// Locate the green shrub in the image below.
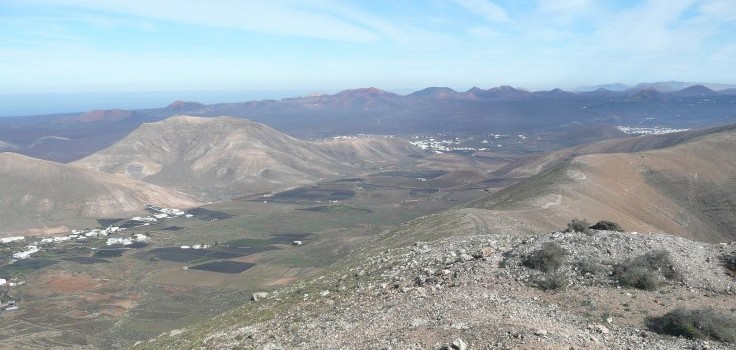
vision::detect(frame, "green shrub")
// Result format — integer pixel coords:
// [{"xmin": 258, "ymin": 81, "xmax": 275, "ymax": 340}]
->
[
  {"xmin": 536, "ymin": 272, "xmax": 568, "ymax": 290},
  {"xmin": 577, "ymin": 259, "xmax": 605, "ymax": 276},
  {"xmin": 613, "ymin": 250, "xmax": 679, "ymax": 290},
  {"xmin": 721, "ymin": 252, "xmax": 736, "ymax": 277},
  {"xmin": 524, "ymin": 242, "xmax": 569, "ymax": 272},
  {"xmin": 647, "ymin": 308, "xmax": 736, "ymax": 343},
  {"xmin": 589, "ymin": 220, "xmax": 624, "ymax": 232},
  {"xmin": 564, "ymin": 219, "xmax": 591, "ymax": 234}
]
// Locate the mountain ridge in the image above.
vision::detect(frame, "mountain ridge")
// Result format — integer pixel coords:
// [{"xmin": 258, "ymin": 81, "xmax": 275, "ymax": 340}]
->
[{"xmin": 73, "ymin": 115, "xmax": 421, "ymax": 199}]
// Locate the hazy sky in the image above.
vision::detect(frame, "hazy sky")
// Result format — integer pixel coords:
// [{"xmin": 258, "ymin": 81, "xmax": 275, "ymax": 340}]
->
[{"xmin": 2, "ymin": 0, "xmax": 736, "ymax": 93}]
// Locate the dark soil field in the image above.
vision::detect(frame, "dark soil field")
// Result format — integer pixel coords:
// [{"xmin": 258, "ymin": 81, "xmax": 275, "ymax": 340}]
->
[
  {"xmin": 0, "ymin": 259, "xmax": 59, "ymax": 278},
  {"xmin": 186, "ymin": 208, "xmax": 235, "ymax": 220},
  {"xmin": 62, "ymin": 257, "xmax": 110, "ymax": 264},
  {"xmin": 189, "ymin": 261, "xmax": 256, "ymax": 274}
]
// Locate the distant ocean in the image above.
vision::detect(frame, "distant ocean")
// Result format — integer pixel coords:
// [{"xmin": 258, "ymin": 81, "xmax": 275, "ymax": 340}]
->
[{"xmin": 0, "ymin": 89, "xmax": 320, "ymax": 117}]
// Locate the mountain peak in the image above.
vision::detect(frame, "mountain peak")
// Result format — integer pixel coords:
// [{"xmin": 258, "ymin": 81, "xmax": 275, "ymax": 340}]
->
[
  {"xmin": 166, "ymin": 100, "xmax": 205, "ymax": 110},
  {"xmin": 75, "ymin": 109, "xmax": 133, "ymax": 122},
  {"xmin": 335, "ymin": 87, "xmax": 394, "ymax": 97},
  {"xmin": 673, "ymin": 84, "xmax": 716, "ymax": 96},
  {"xmin": 489, "ymin": 85, "xmax": 519, "ymax": 92},
  {"xmin": 407, "ymin": 87, "xmax": 459, "ymax": 98},
  {"xmin": 626, "ymin": 87, "xmax": 664, "ymax": 101}
]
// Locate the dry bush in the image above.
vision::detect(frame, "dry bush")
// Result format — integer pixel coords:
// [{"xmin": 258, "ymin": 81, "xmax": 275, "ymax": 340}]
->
[{"xmin": 647, "ymin": 308, "xmax": 736, "ymax": 343}]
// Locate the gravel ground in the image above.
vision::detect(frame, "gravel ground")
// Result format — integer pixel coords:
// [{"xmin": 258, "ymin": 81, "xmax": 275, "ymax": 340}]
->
[{"xmin": 138, "ymin": 230, "xmax": 736, "ymax": 350}]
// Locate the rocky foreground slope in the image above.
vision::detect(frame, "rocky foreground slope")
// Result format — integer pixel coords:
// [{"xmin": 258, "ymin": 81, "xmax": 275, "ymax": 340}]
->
[{"xmin": 136, "ymin": 227, "xmax": 736, "ymax": 349}]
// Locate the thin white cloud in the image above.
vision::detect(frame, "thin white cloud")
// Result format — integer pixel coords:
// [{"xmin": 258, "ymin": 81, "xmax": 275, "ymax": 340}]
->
[
  {"xmin": 536, "ymin": 0, "xmax": 591, "ymax": 14},
  {"xmin": 698, "ymin": 0, "xmax": 736, "ymax": 22},
  {"xmin": 455, "ymin": 0, "xmax": 510, "ymax": 23},
  {"xmin": 534, "ymin": 0, "xmax": 596, "ymax": 24},
  {"xmin": 17, "ymin": 0, "xmax": 382, "ymax": 43},
  {"xmin": 468, "ymin": 26, "xmax": 500, "ymax": 38},
  {"xmin": 591, "ymin": 0, "xmax": 706, "ymax": 52},
  {"xmin": 297, "ymin": 0, "xmax": 443, "ymax": 44}
]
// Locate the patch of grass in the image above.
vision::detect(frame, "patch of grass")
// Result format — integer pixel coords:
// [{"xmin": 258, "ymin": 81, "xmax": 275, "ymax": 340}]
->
[
  {"xmin": 647, "ymin": 308, "xmax": 736, "ymax": 343},
  {"xmin": 564, "ymin": 218, "xmax": 591, "ymax": 234},
  {"xmin": 589, "ymin": 220, "xmax": 625, "ymax": 232},
  {"xmin": 224, "ymin": 238, "xmax": 273, "ymax": 247},
  {"xmin": 523, "ymin": 242, "xmax": 569, "ymax": 272},
  {"xmin": 613, "ymin": 250, "xmax": 679, "ymax": 290},
  {"xmin": 299, "ymin": 205, "xmax": 372, "ymax": 214}
]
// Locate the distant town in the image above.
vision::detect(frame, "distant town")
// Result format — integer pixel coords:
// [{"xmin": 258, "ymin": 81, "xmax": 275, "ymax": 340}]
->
[
  {"xmin": 0, "ymin": 204, "xmax": 194, "ymax": 314},
  {"xmin": 616, "ymin": 126, "xmax": 690, "ymax": 135}
]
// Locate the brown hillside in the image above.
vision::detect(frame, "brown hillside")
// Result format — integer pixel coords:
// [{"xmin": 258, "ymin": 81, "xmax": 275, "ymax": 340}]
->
[
  {"xmin": 0, "ymin": 153, "xmax": 199, "ymax": 235},
  {"xmin": 73, "ymin": 116, "xmax": 420, "ymax": 199},
  {"xmin": 471, "ymin": 124, "xmax": 736, "ymax": 242}
]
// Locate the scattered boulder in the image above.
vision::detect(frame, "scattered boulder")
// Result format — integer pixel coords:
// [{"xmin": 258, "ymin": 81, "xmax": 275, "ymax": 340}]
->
[
  {"xmin": 589, "ymin": 324, "xmax": 610, "ymax": 335},
  {"xmin": 251, "ymin": 292, "xmax": 269, "ymax": 302},
  {"xmin": 450, "ymin": 338, "xmax": 467, "ymax": 350},
  {"xmin": 473, "ymin": 247, "xmax": 494, "ymax": 259}
]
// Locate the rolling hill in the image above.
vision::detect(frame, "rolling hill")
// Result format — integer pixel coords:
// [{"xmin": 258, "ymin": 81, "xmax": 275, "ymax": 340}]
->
[
  {"xmin": 469, "ymin": 124, "xmax": 736, "ymax": 242},
  {"xmin": 73, "ymin": 115, "xmax": 421, "ymax": 199},
  {"xmin": 0, "ymin": 152, "xmax": 199, "ymax": 235}
]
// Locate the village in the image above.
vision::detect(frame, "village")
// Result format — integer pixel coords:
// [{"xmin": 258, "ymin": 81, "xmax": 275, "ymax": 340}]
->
[
  {"xmin": 409, "ymin": 133, "xmax": 528, "ymax": 153},
  {"xmin": 0, "ymin": 204, "xmax": 193, "ymax": 314},
  {"xmin": 616, "ymin": 125, "xmax": 690, "ymax": 135}
]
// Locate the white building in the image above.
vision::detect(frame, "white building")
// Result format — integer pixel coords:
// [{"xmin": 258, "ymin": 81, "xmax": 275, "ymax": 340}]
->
[
  {"xmin": 12, "ymin": 246, "xmax": 39, "ymax": 260},
  {"xmin": 0, "ymin": 278, "xmax": 6, "ymax": 286},
  {"xmin": 0, "ymin": 237, "xmax": 25, "ymax": 244},
  {"xmin": 106, "ymin": 237, "xmax": 133, "ymax": 246}
]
